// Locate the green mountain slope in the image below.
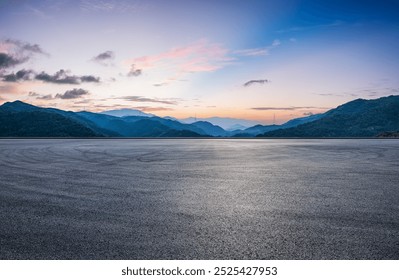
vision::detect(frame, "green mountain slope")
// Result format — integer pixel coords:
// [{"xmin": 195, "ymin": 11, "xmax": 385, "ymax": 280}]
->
[
  {"xmin": 0, "ymin": 101, "xmax": 210, "ymax": 137},
  {"xmin": 259, "ymin": 96, "xmax": 399, "ymax": 137},
  {"xmin": 0, "ymin": 109, "xmax": 103, "ymax": 137}
]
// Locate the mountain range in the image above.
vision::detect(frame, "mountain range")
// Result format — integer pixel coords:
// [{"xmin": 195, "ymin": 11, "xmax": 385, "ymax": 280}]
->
[
  {"xmin": 101, "ymin": 108, "xmax": 155, "ymax": 118},
  {"xmin": 0, "ymin": 95, "xmax": 398, "ymax": 137},
  {"xmin": 179, "ymin": 117, "xmax": 259, "ymax": 131},
  {"xmin": 258, "ymin": 95, "xmax": 399, "ymax": 137}
]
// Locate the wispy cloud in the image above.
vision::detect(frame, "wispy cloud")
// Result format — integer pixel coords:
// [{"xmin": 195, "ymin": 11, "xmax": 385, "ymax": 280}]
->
[
  {"xmin": 126, "ymin": 39, "xmax": 283, "ymax": 85},
  {"xmin": 134, "ymin": 106, "xmax": 174, "ymax": 112},
  {"xmin": 276, "ymin": 20, "xmax": 344, "ymax": 33},
  {"xmin": 28, "ymin": 91, "xmax": 39, "ymax": 97},
  {"xmin": 91, "ymin": 50, "xmax": 114, "ymax": 66},
  {"xmin": 243, "ymin": 79, "xmax": 270, "ymax": 87},
  {"xmin": 36, "ymin": 94, "xmax": 54, "ymax": 100},
  {"xmin": 314, "ymin": 85, "xmax": 399, "ymax": 99},
  {"xmin": 313, "ymin": 93, "xmax": 346, "ymax": 97},
  {"xmin": 128, "ymin": 39, "xmax": 232, "ymax": 75},
  {"xmin": 234, "ymin": 40, "xmax": 281, "ymax": 57},
  {"xmin": 0, "ymin": 39, "xmax": 46, "ymax": 55},
  {"xmin": 153, "ymin": 82, "xmax": 168, "ymax": 87},
  {"xmin": 28, "ymin": 91, "xmax": 55, "ymax": 101},
  {"xmin": 0, "ymin": 39, "xmax": 47, "ymax": 70},
  {"xmin": 118, "ymin": 95, "xmax": 177, "ymax": 105},
  {"xmin": 127, "ymin": 64, "xmax": 142, "ymax": 77},
  {"xmin": 0, "ymin": 83, "xmax": 20, "ymax": 94},
  {"xmin": 1, "ymin": 69, "xmax": 100, "ymax": 84},
  {"xmin": 55, "ymin": 88, "xmax": 89, "ymax": 99},
  {"xmin": 251, "ymin": 106, "xmax": 328, "ymax": 111},
  {"xmin": 234, "ymin": 48, "xmax": 268, "ymax": 56},
  {"xmin": 26, "ymin": 6, "xmax": 53, "ymax": 20},
  {"xmin": 79, "ymin": 0, "xmax": 145, "ymax": 13},
  {"xmin": 83, "ymin": 103, "xmax": 174, "ymax": 112}
]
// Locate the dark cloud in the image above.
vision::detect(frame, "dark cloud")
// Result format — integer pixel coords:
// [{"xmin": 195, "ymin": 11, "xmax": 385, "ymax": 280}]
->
[
  {"xmin": 36, "ymin": 69, "xmax": 100, "ymax": 84},
  {"xmin": 243, "ymin": 79, "xmax": 270, "ymax": 87},
  {"xmin": 1, "ymin": 69, "xmax": 35, "ymax": 82},
  {"xmin": 92, "ymin": 51, "xmax": 114, "ymax": 61},
  {"xmin": 35, "ymin": 70, "xmax": 76, "ymax": 84},
  {"xmin": 128, "ymin": 64, "xmax": 142, "ymax": 77},
  {"xmin": 4, "ymin": 39, "xmax": 46, "ymax": 55},
  {"xmin": 0, "ymin": 53, "xmax": 28, "ymax": 69},
  {"xmin": 251, "ymin": 106, "xmax": 328, "ymax": 111},
  {"xmin": 80, "ymin": 75, "xmax": 100, "ymax": 83},
  {"xmin": 28, "ymin": 91, "xmax": 40, "ymax": 97},
  {"xmin": 55, "ymin": 88, "xmax": 89, "ymax": 99},
  {"xmin": 0, "ymin": 39, "xmax": 47, "ymax": 69},
  {"xmin": 28, "ymin": 91, "xmax": 54, "ymax": 100},
  {"xmin": 1, "ymin": 68, "xmax": 100, "ymax": 84},
  {"xmin": 119, "ymin": 95, "xmax": 177, "ymax": 105},
  {"xmin": 91, "ymin": 51, "xmax": 114, "ymax": 66},
  {"xmin": 303, "ymin": 112, "xmax": 314, "ymax": 116}
]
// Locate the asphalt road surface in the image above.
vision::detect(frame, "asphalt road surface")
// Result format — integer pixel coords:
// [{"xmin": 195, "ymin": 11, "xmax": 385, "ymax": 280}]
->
[{"xmin": 0, "ymin": 139, "xmax": 398, "ymax": 259}]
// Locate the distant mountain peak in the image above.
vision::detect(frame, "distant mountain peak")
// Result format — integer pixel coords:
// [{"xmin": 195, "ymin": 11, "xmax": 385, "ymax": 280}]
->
[
  {"xmin": 101, "ymin": 108, "xmax": 154, "ymax": 118},
  {"xmin": 226, "ymin": 124, "xmax": 247, "ymax": 131},
  {"xmin": 1, "ymin": 100, "xmax": 39, "ymax": 112},
  {"xmin": 180, "ymin": 116, "xmax": 260, "ymax": 130},
  {"xmin": 190, "ymin": 120, "xmax": 228, "ymax": 136},
  {"xmin": 4, "ymin": 100, "xmax": 32, "ymax": 106},
  {"xmin": 163, "ymin": 116, "xmax": 178, "ymax": 121}
]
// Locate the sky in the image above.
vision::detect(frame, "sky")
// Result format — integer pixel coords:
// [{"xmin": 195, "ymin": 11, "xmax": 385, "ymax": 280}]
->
[{"xmin": 0, "ymin": 0, "xmax": 399, "ymax": 124}]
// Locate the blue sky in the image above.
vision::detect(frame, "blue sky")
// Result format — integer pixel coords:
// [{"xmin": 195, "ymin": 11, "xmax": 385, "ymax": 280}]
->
[{"xmin": 1, "ymin": 0, "xmax": 398, "ymax": 123}]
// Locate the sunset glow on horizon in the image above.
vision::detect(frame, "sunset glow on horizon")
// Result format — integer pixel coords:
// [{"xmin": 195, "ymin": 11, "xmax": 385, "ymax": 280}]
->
[{"xmin": 1, "ymin": 0, "xmax": 399, "ymax": 124}]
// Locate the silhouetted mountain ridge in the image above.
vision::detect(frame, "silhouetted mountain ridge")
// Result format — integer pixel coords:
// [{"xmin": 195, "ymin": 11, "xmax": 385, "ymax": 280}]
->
[
  {"xmin": 101, "ymin": 108, "xmax": 154, "ymax": 117},
  {"xmin": 190, "ymin": 121, "xmax": 229, "ymax": 136},
  {"xmin": 258, "ymin": 95, "xmax": 399, "ymax": 137},
  {"xmin": 0, "ymin": 101, "xmax": 208, "ymax": 137},
  {"xmin": 0, "ymin": 102, "xmax": 102, "ymax": 137},
  {"xmin": 1, "ymin": 96, "xmax": 398, "ymax": 137},
  {"xmin": 231, "ymin": 113, "xmax": 324, "ymax": 137}
]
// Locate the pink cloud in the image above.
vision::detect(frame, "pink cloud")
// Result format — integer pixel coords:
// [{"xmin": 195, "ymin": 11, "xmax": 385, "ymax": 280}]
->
[
  {"xmin": 125, "ymin": 39, "xmax": 280, "ymax": 86},
  {"xmin": 0, "ymin": 41, "xmax": 14, "ymax": 53},
  {"xmin": 127, "ymin": 39, "xmax": 233, "ymax": 74},
  {"xmin": 180, "ymin": 56, "xmax": 223, "ymax": 73}
]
